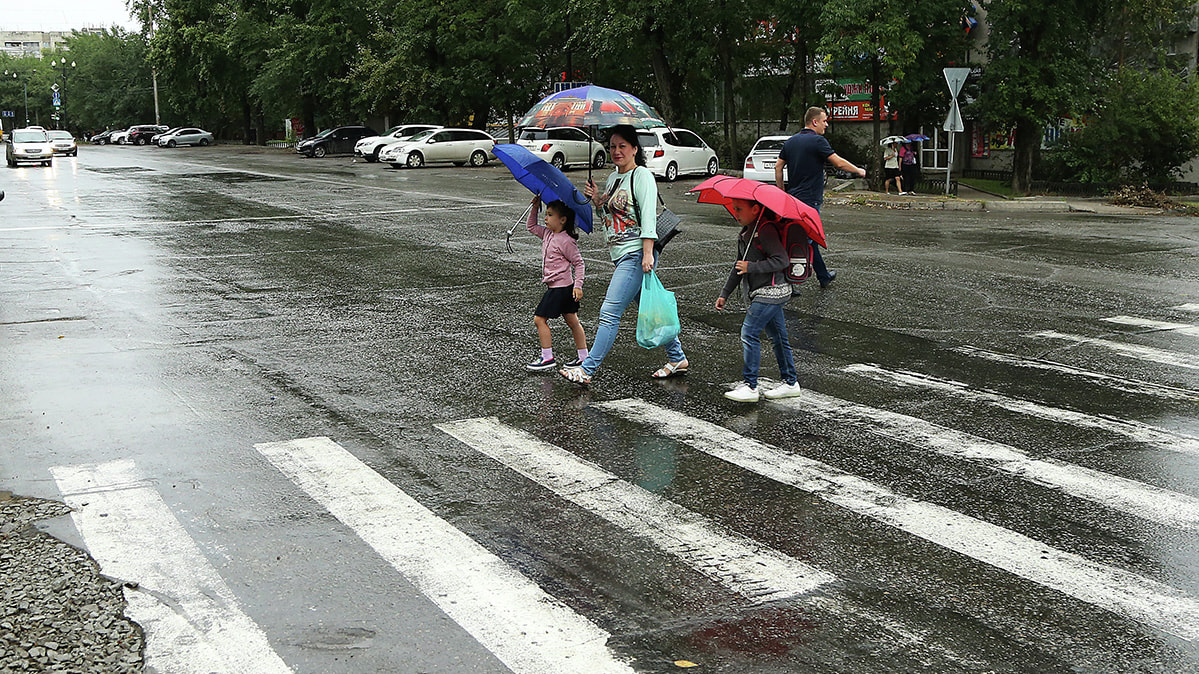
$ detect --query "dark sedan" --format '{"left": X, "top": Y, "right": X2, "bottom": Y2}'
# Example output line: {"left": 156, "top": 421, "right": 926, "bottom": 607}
{"left": 296, "top": 126, "right": 377, "bottom": 158}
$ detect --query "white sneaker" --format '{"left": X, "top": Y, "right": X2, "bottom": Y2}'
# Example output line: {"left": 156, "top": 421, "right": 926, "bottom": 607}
{"left": 763, "top": 381, "right": 803, "bottom": 400}
{"left": 723, "top": 383, "right": 760, "bottom": 403}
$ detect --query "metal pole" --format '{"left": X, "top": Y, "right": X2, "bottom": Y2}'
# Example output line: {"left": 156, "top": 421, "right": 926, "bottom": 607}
{"left": 945, "top": 131, "right": 954, "bottom": 196}
{"left": 23, "top": 81, "right": 28, "bottom": 127}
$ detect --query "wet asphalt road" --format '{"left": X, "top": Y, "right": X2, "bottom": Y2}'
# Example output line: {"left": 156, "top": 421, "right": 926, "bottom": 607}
{"left": 2, "top": 144, "right": 1199, "bottom": 673}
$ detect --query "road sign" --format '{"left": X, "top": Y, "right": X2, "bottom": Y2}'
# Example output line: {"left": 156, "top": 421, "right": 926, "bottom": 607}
{"left": 1, "top": 111, "right": 14, "bottom": 118}
{"left": 944, "top": 67, "right": 971, "bottom": 98}
{"left": 51, "top": 83, "right": 59, "bottom": 93}
{"left": 52, "top": 93, "right": 61, "bottom": 107}
{"left": 943, "top": 99, "right": 964, "bottom": 133}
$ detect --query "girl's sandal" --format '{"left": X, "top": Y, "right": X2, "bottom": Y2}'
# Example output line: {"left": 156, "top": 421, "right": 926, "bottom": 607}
{"left": 651, "top": 360, "right": 689, "bottom": 379}
{"left": 559, "top": 365, "right": 592, "bottom": 386}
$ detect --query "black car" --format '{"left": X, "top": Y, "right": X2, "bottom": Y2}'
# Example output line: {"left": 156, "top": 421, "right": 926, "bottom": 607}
{"left": 128, "top": 125, "right": 170, "bottom": 146}
{"left": 90, "top": 129, "right": 120, "bottom": 145}
{"left": 296, "top": 126, "right": 377, "bottom": 158}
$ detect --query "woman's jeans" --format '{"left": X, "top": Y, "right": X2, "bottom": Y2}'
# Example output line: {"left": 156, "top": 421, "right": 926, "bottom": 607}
{"left": 581, "top": 251, "right": 685, "bottom": 375}
{"left": 741, "top": 301, "right": 797, "bottom": 388}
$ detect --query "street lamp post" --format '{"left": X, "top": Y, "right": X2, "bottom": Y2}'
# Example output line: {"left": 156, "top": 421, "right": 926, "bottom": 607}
{"left": 7, "top": 72, "right": 30, "bottom": 127}
{"left": 56, "top": 58, "right": 75, "bottom": 131}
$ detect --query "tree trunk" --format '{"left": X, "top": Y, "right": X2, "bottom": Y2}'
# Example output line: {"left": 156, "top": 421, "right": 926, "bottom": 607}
{"left": 870, "top": 57, "right": 883, "bottom": 189}
{"left": 719, "top": 27, "right": 737, "bottom": 159}
{"left": 241, "top": 99, "right": 253, "bottom": 145}
{"left": 646, "top": 24, "right": 683, "bottom": 124}
{"left": 301, "top": 91, "right": 316, "bottom": 140}
{"left": 1011, "top": 117, "right": 1039, "bottom": 195}
{"left": 779, "top": 39, "right": 804, "bottom": 131}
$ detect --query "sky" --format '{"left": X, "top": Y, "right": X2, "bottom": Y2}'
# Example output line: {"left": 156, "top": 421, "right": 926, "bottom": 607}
{"left": 2, "top": 0, "right": 139, "bottom": 33}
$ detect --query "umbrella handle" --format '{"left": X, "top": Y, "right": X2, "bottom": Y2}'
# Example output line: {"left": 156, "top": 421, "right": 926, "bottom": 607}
{"left": 507, "top": 202, "right": 534, "bottom": 253}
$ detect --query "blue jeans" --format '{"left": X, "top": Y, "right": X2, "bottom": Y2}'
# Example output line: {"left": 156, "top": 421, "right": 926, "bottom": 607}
{"left": 581, "top": 251, "right": 685, "bottom": 375}
{"left": 803, "top": 199, "right": 831, "bottom": 284}
{"left": 741, "top": 301, "right": 796, "bottom": 388}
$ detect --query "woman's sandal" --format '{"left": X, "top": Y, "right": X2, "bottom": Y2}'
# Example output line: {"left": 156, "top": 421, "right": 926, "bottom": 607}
{"left": 651, "top": 360, "right": 689, "bottom": 379}
{"left": 559, "top": 365, "right": 592, "bottom": 386}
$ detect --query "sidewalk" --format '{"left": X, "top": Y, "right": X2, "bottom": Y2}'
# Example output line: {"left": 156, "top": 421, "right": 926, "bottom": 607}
{"left": 822, "top": 180, "right": 1148, "bottom": 215}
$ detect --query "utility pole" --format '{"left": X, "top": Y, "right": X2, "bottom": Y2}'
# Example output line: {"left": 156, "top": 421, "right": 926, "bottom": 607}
{"left": 149, "top": 6, "right": 161, "bottom": 124}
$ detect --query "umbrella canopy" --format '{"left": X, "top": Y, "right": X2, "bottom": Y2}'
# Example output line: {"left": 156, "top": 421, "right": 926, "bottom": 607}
{"left": 905, "top": 133, "right": 930, "bottom": 142}
{"left": 493, "top": 144, "right": 592, "bottom": 233}
{"left": 688, "top": 175, "right": 825, "bottom": 248}
{"left": 879, "top": 135, "right": 909, "bottom": 146}
{"left": 516, "top": 85, "right": 668, "bottom": 130}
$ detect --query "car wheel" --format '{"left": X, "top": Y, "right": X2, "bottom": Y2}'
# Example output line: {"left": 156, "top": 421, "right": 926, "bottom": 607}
{"left": 167, "top": 140, "right": 177, "bottom": 148}
{"left": 199, "top": 138, "right": 210, "bottom": 147}
{"left": 706, "top": 157, "right": 719, "bottom": 176}
{"left": 593, "top": 151, "right": 606, "bottom": 169}
{"left": 550, "top": 153, "right": 565, "bottom": 169}
{"left": 665, "top": 162, "right": 678, "bottom": 182}
{"left": 313, "top": 145, "right": 327, "bottom": 158}
{"left": 71, "top": 150, "right": 78, "bottom": 156}
{"left": 135, "top": 138, "right": 146, "bottom": 146}
{"left": 365, "top": 151, "right": 378, "bottom": 163}
{"left": 99, "top": 139, "right": 108, "bottom": 145}
{"left": 407, "top": 152, "right": 424, "bottom": 168}
{"left": 469, "top": 150, "right": 487, "bottom": 167}
{"left": 118, "top": 138, "right": 127, "bottom": 145}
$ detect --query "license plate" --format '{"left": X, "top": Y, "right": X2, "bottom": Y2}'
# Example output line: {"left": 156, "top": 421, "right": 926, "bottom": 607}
{"left": 763, "top": 160, "right": 774, "bottom": 169}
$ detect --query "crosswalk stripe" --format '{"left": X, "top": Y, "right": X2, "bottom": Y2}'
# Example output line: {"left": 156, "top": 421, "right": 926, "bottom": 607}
{"left": 724, "top": 383, "right": 1199, "bottom": 530}
{"left": 1175, "top": 303, "right": 1199, "bottom": 313}
{"left": 50, "top": 459, "right": 293, "bottom": 674}
{"left": 593, "top": 399, "right": 1199, "bottom": 641}
{"left": 436, "top": 418, "right": 836, "bottom": 603}
{"left": 843, "top": 363, "right": 1199, "bottom": 456}
{"left": 1032, "top": 330, "right": 1199, "bottom": 370}
{"left": 1102, "top": 315, "right": 1199, "bottom": 337}
{"left": 953, "top": 345, "right": 1199, "bottom": 401}
{"left": 253, "top": 437, "right": 635, "bottom": 674}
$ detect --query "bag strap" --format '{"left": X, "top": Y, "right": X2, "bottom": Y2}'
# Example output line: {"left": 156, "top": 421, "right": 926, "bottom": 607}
{"left": 628, "top": 166, "right": 665, "bottom": 226}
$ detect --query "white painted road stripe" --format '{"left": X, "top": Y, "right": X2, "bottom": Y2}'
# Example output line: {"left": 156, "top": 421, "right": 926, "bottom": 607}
{"left": 1102, "top": 315, "right": 1199, "bottom": 337}
{"left": 593, "top": 399, "right": 1199, "bottom": 641}
{"left": 51, "top": 460, "right": 293, "bottom": 674}
{"left": 953, "top": 345, "right": 1199, "bottom": 401}
{"left": 769, "top": 386, "right": 1199, "bottom": 529}
{"left": 437, "top": 418, "right": 836, "bottom": 603}
{"left": 253, "top": 437, "right": 634, "bottom": 674}
{"left": 1032, "top": 331, "right": 1199, "bottom": 370}
{"left": 1175, "top": 303, "right": 1199, "bottom": 313}
{"left": 843, "top": 363, "right": 1199, "bottom": 456}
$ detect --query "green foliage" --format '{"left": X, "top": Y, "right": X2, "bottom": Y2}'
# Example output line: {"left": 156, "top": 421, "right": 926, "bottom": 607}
{"left": 1044, "top": 68, "right": 1199, "bottom": 184}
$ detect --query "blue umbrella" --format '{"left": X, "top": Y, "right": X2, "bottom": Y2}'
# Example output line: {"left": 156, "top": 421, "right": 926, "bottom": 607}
{"left": 493, "top": 143, "right": 593, "bottom": 233}
{"left": 905, "top": 133, "right": 930, "bottom": 142}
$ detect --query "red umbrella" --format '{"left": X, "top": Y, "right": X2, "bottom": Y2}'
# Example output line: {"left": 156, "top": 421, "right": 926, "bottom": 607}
{"left": 689, "top": 175, "right": 826, "bottom": 247}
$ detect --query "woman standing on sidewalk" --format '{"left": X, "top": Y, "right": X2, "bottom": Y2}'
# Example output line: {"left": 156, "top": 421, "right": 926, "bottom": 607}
{"left": 559, "top": 125, "right": 689, "bottom": 386}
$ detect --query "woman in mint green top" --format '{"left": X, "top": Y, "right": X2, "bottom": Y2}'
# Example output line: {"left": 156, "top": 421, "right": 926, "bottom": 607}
{"left": 559, "top": 125, "right": 688, "bottom": 386}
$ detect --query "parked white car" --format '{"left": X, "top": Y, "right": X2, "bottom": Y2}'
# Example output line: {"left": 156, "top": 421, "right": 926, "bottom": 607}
{"left": 516, "top": 126, "right": 605, "bottom": 170}
{"left": 110, "top": 128, "right": 132, "bottom": 145}
{"left": 6, "top": 128, "right": 54, "bottom": 167}
{"left": 383, "top": 128, "right": 496, "bottom": 168}
{"left": 355, "top": 124, "right": 441, "bottom": 162}
{"left": 157, "top": 128, "right": 214, "bottom": 147}
{"left": 742, "top": 135, "right": 789, "bottom": 183}
{"left": 637, "top": 127, "right": 718, "bottom": 181}
{"left": 46, "top": 130, "right": 78, "bottom": 156}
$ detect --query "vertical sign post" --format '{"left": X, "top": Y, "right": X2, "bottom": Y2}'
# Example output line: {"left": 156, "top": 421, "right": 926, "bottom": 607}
{"left": 943, "top": 68, "right": 970, "bottom": 195}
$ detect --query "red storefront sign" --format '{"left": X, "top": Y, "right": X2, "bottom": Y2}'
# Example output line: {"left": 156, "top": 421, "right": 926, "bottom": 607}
{"left": 827, "top": 98, "right": 896, "bottom": 122}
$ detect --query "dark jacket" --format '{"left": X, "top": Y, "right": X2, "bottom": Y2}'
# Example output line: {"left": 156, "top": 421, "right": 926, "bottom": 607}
{"left": 720, "top": 219, "right": 790, "bottom": 304}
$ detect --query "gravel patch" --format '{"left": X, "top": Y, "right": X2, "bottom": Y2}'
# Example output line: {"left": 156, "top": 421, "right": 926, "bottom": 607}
{"left": 0, "top": 491, "right": 144, "bottom": 673}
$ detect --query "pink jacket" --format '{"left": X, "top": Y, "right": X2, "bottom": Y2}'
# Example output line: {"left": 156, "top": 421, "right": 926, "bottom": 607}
{"left": 527, "top": 206, "right": 585, "bottom": 289}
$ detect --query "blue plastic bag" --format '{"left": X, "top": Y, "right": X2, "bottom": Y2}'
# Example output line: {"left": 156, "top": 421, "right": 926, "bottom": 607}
{"left": 636, "top": 271, "right": 681, "bottom": 349}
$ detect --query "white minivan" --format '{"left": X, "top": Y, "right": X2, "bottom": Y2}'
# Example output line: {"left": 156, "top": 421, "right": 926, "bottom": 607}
{"left": 517, "top": 127, "right": 605, "bottom": 170}
{"left": 637, "top": 127, "right": 719, "bottom": 181}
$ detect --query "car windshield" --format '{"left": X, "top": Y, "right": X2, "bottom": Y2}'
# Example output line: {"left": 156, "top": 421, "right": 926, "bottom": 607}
{"left": 48, "top": 131, "right": 72, "bottom": 140}
{"left": 519, "top": 129, "right": 548, "bottom": 141}
{"left": 162, "top": 128, "right": 182, "bottom": 135}
{"left": 753, "top": 139, "right": 786, "bottom": 153}
{"left": 406, "top": 129, "right": 436, "bottom": 142}
{"left": 13, "top": 130, "right": 48, "bottom": 143}
{"left": 378, "top": 126, "right": 403, "bottom": 136}
{"left": 313, "top": 129, "right": 334, "bottom": 139}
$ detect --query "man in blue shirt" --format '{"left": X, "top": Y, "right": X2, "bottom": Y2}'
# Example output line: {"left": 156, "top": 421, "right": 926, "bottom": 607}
{"left": 775, "top": 107, "right": 866, "bottom": 288}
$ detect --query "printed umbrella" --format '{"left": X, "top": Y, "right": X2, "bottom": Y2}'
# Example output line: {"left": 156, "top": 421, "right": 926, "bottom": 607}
{"left": 493, "top": 144, "right": 592, "bottom": 251}
{"left": 905, "top": 133, "right": 930, "bottom": 142}
{"left": 689, "top": 175, "right": 825, "bottom": 248}
{"left": 879, "top": 135, "right": 909, "bottom": 146}
{"left": 516, "top": 85, "right": 667, "bottom": 130}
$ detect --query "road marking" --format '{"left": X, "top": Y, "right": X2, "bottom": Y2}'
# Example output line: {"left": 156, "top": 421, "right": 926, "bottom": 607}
{"left": 50, "top": 459, "right": 293, "bottom": 674}
{"left": 593, "top": 398, "right": 1199, "bottom": 641}
{"left": 253, "top": 437, "right": 634, "bottom": 674}
{"left": 843, "top": 363, "right": 1199, "bottom": 456}
{"left": 1102, "top": 315, "right": 1199, "bottom": 337}
{"left": 1032, "top": 331, "right": 1199, "bottom": 370}
{"left": 1173, "top": 304, "right": 1199, "bottom": 313}
{"left": 436, "top": 418, "right": 835, "bottom": 603}
{"left": 953, "top": 345, "right": 1199, "bottom": 401}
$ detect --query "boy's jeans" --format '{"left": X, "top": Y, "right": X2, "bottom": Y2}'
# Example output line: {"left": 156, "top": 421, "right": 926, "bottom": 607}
{"left": 582, "top": 251, "right": 685, "bottom": 375}
{"left": 741, "top": 301, "right": 796, "bottom": 388}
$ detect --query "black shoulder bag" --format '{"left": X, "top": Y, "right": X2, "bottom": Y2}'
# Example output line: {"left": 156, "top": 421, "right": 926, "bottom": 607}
{"left": 629, "top": 167, "right": 683, "bottom": 253}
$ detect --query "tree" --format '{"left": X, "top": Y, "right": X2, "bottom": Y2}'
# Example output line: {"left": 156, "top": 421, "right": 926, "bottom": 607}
{"left": 58, "top": 30, "right": 159, "bottom": 133}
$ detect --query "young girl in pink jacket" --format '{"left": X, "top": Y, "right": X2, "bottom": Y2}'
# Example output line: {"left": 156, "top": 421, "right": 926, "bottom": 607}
{"left": 525, "top": 197, "right": 588, "bottom": 372}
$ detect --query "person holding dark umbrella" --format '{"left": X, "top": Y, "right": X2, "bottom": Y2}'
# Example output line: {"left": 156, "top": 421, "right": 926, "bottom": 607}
{"left": 559, "top": 125, "right": 689, "bottom": 386}
{"left": 774, "top": 107, "right": 866, "bottom": 288}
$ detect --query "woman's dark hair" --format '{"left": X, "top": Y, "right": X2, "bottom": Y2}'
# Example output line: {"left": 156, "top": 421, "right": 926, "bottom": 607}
{"left": 546, "top": 200, "right": 578, "bottom": 239}
{"left": 606, "top": 124, "right": 647, "bottom": 167}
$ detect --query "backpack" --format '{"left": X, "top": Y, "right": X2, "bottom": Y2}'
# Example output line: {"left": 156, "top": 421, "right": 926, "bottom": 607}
{"left": 771, "top": 219, "right": 814, "bottom": 291}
